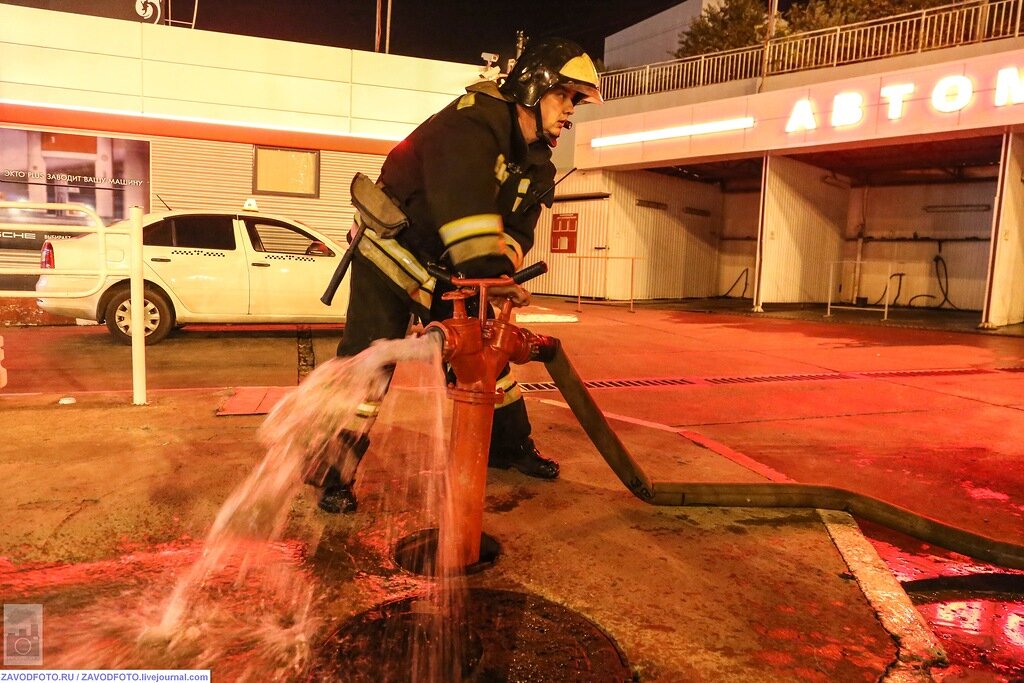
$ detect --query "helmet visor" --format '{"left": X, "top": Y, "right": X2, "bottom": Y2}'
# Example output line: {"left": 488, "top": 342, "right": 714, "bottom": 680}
{"left": 568, "top": 82, "right": 603, "bottom": 105}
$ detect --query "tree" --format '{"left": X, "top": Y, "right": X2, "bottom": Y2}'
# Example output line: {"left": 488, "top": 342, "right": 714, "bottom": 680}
{"left": 674, "top": 0, "right": 769, "bottom": 58}
{"left": 675, "top": 0, "right": 960, "bottom": 57}
{"left": 785, "top": 0, "right": 952, "bottom": 33}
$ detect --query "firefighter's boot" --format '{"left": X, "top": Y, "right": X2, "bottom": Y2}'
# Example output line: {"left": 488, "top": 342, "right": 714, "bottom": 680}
{"left": 489, "top": 438, "right": 559, "bottom": 480}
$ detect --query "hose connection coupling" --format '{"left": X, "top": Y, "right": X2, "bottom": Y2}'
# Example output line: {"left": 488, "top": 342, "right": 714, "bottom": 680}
{"left": 424, "top": 317, "right": 482, "bottom": 363}
{"left": 526, "top": 333, "right": 559, "bottom": 364}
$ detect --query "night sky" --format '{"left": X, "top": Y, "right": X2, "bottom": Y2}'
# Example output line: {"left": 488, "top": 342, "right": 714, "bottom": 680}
{"left": 189, "top": 0, "right": 691, "bottom": 66}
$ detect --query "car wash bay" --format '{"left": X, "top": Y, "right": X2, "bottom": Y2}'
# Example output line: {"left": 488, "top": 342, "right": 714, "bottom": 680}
{"left": 556, "top": 48, "right": 1024, "bottom": 332}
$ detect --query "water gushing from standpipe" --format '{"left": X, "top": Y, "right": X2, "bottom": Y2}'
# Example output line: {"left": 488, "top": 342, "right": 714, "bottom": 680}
{"left": 146, "top": 334, "right": 459, "bottom": 678}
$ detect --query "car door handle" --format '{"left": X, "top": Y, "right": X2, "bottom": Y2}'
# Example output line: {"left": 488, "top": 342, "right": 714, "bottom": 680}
{"left": 252, "top": 262, "right": 271, "bottom": 267}
{"left": 150, "top": 257, "right": 171, "bottom": 262}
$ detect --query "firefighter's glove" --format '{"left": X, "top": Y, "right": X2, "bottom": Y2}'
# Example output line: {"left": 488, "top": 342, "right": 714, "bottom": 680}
{"left": 488, "top": 284, "right": 531, "bottom": 308}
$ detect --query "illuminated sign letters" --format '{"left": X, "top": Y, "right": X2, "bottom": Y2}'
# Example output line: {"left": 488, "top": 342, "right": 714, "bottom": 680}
{"left": 588, "top": 58, "right": 1024, "bottom": 151}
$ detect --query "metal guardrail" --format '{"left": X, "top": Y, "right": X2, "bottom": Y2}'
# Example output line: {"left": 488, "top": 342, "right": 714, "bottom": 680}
{"left": 0, "top": 201, "right": 124, "bottom": 298}
{"left": 0, "top": 201, "right": 148, "bottom": 404}
{"left": 600, "top": 0, "right": 1024, "bottom": 100}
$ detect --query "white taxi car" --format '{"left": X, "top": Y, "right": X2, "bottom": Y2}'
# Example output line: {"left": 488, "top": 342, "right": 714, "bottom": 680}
{"left": 36, "top": 209, "right": 349, "bottom": 344}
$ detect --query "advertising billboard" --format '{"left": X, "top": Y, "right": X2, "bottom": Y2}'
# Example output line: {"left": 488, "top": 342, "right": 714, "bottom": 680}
{"left": 0, "top": 128, "right": 150, "bottom": 250}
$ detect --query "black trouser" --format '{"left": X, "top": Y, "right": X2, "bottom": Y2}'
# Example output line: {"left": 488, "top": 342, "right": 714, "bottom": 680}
{"left": 335, "top": 253, "right": 531, "bottom": 471}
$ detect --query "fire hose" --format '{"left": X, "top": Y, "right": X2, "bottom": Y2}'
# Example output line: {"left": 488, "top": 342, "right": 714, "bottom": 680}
{"left": 415, "top": 260, "right": 1024, "bottom": 571}
{"left": 540, "top": 339, "right": 1024, "bottom": 571}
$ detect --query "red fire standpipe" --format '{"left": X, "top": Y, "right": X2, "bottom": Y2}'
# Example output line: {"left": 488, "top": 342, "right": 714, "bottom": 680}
{"left": 425, "top": 276, "right": 555, "bottom": 570}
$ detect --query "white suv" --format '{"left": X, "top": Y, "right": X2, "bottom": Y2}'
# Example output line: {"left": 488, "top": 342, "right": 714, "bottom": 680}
{"left": 36, "top": 210, "right": 349, "bottom": 344}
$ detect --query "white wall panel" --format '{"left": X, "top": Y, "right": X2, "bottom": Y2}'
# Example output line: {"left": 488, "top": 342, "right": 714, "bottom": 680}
{"left": 349, "top": 84, "right": 456, "bottom": 126}
{"left": 1, "top": 44, "right": 143, "bottom": 96}
{"left": 531, "top": 199, "right": 610, "bottom": 298}
{"left": 140, "top": 97, "right": 350, "bottom": 134}
{"left": 0, "top": 4, "right": 479, "bottom": 140}
{"left": 719, "top": 192, "right": 759, "bottom": 297}
{"left": 603, "top": 1, "right": 720, "bottom": 70}
{"left": 849, "top": 239, "right": 990, "bottom": 309}
{"left": 843, "top": 183, "right": 995, "bottom": 311}
{"left": 847, "top": 184, "right": 996, "bottom": 238}
{"left": 604, "top": 170, "right": 722, "bottom": 300}
{"left": 986, "top": 133, "right": 1024, "bottom": 325}
{"left": 149, "top": 138, "right": 384, "bottom": 244}
{"left": 350, "top": 51, "right": 481, "bottom": 94}
{"left": 2, "top": 3, "right": 142, "bottom": 56}
{"left": 140, "top": 24, "right": 346, "bottom": 81}
{"left": 0, "top": 83, "right": 142, "bottom": 113}
{"left": 553, "top": 169, "right": 610, "bottom": 196}
{"left": 717, "top": 240, "right": 758, "bottom": 298}
{"left": 142, "top": 62, "right": 348, "bottom": 117}
{"left": 759, "top": 156, "right": 847, "bottom": 304}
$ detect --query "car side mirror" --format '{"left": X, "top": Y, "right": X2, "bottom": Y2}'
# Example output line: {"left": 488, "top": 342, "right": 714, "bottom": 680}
{"left": 305, "top": 241, "right": 333, "bottom": 257}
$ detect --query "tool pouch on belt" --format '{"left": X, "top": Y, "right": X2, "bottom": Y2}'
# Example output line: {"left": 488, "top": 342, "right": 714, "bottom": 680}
{"left": 351, "top": 172, "right": 408, "bottom": 239}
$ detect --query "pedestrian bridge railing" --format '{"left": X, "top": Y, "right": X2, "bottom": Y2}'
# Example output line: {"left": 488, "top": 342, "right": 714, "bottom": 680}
{"left": 600, "top": 0, "right": 1024, "bottom": 100}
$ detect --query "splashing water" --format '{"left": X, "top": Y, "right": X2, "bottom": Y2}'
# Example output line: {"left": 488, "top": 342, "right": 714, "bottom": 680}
{"left": 154, "top": 335, "right": 453, "bottom": 673}
{"left": 45, "top": 334, "right": 470, "bottom": 682}
{"left": 159, "top": 338, "right": 438, "bottom": 628}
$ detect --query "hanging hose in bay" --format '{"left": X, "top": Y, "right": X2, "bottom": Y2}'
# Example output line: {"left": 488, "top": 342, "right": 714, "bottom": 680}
{"left": 907, "top": 252, "right": 961, "bottom": 310}
{"left": 872, "top": 271, "right": 905, "bottom": 306}
{"left": 933, "top": 254, "right": 960, "bottom": 310}
{"left": 542, "top": 338, "right": 1024, "bottom": 571}
{"left": 718, "top": 268, "right": 749, "bottom": 299}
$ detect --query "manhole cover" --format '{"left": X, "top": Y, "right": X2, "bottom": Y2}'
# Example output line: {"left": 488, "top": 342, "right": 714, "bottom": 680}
{"left": 312, "top": 588, "right": 634, "bottom": 682}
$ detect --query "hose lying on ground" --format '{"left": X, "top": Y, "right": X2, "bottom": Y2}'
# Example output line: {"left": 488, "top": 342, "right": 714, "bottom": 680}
{"left": 543, "top": 341, "right": 1024, "bottom": 571}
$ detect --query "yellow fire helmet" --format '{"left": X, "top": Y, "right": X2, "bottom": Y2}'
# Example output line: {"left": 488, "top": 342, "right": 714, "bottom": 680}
{"left": 500, "top": 37, "right": 603, "bottom": 108}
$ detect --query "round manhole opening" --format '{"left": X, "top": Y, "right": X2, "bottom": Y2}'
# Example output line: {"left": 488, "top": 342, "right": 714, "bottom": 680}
{"left": 312, "top": 588, "right": 633, "bottom": 682}
{"left": 394, "top": 527, "right": 500, "bottom": 576}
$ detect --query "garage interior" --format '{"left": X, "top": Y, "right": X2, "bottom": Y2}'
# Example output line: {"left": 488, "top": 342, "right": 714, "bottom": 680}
{"left": 644, "top": 134, "right": 1024, "bottom": 335}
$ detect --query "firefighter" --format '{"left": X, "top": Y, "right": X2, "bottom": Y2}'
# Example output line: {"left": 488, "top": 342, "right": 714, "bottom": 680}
{"left": 315, "top": 37, "right": 602, "bottom": 513}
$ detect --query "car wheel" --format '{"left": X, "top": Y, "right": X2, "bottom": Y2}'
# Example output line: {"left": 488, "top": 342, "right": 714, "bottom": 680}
{"left": 104, "top": 287, "right": 175, "bottom": 345}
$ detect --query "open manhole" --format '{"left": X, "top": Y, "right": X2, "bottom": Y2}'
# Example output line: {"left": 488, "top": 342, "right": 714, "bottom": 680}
{"left": 394, "top": 527, "right": 501, "bottom": 576}
{"left": 311, "top": 588, "right": 634, "bottom": 682}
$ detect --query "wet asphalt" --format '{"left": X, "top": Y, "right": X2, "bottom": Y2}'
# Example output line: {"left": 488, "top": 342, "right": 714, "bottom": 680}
{"left": 1, "top": 297, "right": 1022, "bottom": 680}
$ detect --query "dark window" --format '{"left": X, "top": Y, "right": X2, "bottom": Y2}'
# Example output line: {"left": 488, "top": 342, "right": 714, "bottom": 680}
{"left": 170, "top": 215, "right": 236, "bottom": 250}
{"left": 243, "top": 218, "right": 332, "bottom": 256}
{"left": 143, "top": 220, "right": 173, "bottom": 246}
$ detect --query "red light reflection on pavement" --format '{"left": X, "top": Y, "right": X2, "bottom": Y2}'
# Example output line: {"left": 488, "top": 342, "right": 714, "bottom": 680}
{"left": 0, "top": 538, "right": 309, "bottom": 597}
{"left": 919, "top": 598, "right": 1024, "bottom": 678}
{"left": 859, "top": 519, "right": 1024, "bottom": 679}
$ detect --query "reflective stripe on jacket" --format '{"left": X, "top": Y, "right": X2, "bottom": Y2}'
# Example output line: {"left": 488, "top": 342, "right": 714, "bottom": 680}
{"left": 369, "top": 81, "right": 555, "bottom": 305}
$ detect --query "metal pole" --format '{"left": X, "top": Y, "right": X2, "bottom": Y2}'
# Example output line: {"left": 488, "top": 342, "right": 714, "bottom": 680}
{"left": 374, "top": 0, "right": 382, "bottom": 51}
{"left": 129, "top": 206, "right": 147, "bottom": 405}
{"left": 883, "top": 263, "right": 892, "bottom": 321}
{"left": 629, "top": 257, "right": 636, "bottom": 313}
{"left": 826, "top": 261, "right": 835, "bottom": 317}
{"left": 760, "top": 0, "right": 779, "bottom": 81}
{"left": 576, "top": 257, "right": 582, "bottom": 313}
{"left": 385, "top": 0, "right": 393, "bottom": 53}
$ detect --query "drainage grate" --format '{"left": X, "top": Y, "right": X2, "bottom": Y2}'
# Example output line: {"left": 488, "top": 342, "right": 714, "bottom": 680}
{"left": 519, "top": 366, "right": 1011, "bottom": 394}
{"left": 519, "top": 377, "right": 694, "bottom": 393}
{"left": 706, "top": 372, "right": 846, "bottom": 385}
{"left": 858, "top": 368, "right": 995, "bottom": 379}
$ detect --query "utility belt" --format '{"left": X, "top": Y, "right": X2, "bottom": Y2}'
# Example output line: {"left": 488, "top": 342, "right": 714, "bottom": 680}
{"left": 348, "top": 173, "right": 438, "bottom": 311}
{"left": 351, "top": 172, "right": 407, "bottom": 239}
{"left": 322, "top": 172, "right": 413, "bottom": 307}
